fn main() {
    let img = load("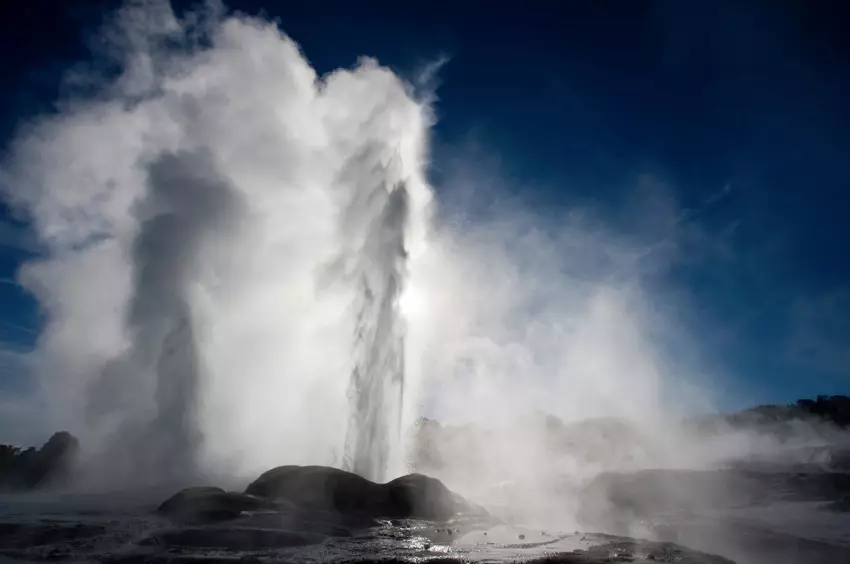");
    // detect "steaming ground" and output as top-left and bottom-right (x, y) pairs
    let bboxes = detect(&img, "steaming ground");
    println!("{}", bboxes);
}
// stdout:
(2, 2), (850, 564)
